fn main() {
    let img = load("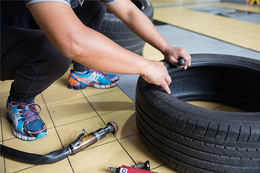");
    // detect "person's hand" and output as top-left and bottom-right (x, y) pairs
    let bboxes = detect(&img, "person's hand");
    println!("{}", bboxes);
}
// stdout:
(141, 60), (172, 94)
(163, 46), (191, 70)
